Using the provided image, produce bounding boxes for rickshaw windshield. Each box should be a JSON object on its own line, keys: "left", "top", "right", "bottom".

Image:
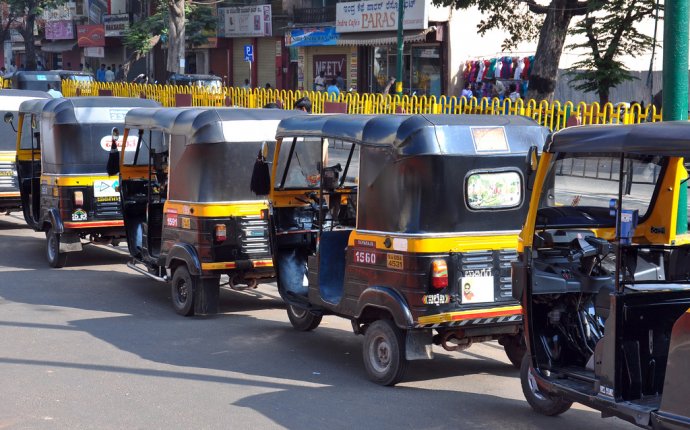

{"left": 275, "top": 137, "right": 359, "bottom": 189}
{"left": 41, "top": 124, "right": 129, "bottom": 174}
{"left": 168, "top": 140, "right": 274, "bottom": 202}
{"left": 537, "top": 152, "right": 664, "bottom": 227}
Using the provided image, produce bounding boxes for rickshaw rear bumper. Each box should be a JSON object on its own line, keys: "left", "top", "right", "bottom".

{"left": 415, "top": 305, "right": 523, "bottom": 330}
{"left": 201, "top": 258, "right": 275, "bottom": 275}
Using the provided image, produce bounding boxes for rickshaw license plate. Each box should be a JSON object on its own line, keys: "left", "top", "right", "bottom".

{"left": 460, "top": 275, "right": 495, "bottom": 304}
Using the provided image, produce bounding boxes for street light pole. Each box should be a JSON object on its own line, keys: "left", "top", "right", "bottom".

{"left": 396, "top": 0, "right": 404, "bottom": 96}
{"left": 662, "top": 0, "right": 688, "bottom": 121}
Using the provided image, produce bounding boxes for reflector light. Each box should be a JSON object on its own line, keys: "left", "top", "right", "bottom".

{"left": 215, "top": 224, "right": 227, "bottom": 242}
{"left": 431, "top": 259, "right": 448, "bottom": 289}
{"left": 74, "top": 191, "right": 84, "bottom": 207}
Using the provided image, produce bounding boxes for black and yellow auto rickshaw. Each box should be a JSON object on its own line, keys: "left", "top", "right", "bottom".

{"left": 15, "top": 96, "right": 160, "bottom": 267}
{"left": 10, "top": 71, "right": 63, "bottom": 91}
{"left": 258, "top": 114, "right": 549, "bottom": 385}
{"left": 513, "top": 122, "right": 690, "bottom": 428}
{"left": 109, "top": 107, "right": 302, "bottom": 316}
{"left": 0, "top": 89, "right": 50, "bottom": 213}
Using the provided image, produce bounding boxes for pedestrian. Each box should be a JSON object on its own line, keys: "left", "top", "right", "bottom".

{"left": 473, "top": 82, "right": 484, "bottom": 99}
{"left": 492, "top": 80, "right": 506, "bottom": 100}
{"left": 47, "top": 83, "right": 63, "bottom": 98}
{"left": 326, "top": 78, "right": 340, "bottom": 100}
{"left": 242, "top": 78, "right": 250, "bottom": 89}
{"left": 115, "top": 64, "right": 125, "bottom": 82}
{"left": 461, "top": 81, "right": 473, "bottom": 99}
{"left": 265, "top": 82, "right": 272, "bottom": 90}
{"left": 7, "top": 61, "right": 16, "bottom": 74}
{"left": 335, "top": 71, "right": 345, "bottom": 91}
{"left": 36, "top": 61, "right": 45, "bottom": 71}
{"left": 0, "top": 67, "right": 5, "bottom": 77}
{"left": 382, "top": 76, "right": 396, "bottom": 96}
{"left": 96, "top": 64, "right": 106, "bottom": 82}
{"left": 508, "top": 83, "right": 521, "bottom": 102}
{"left": 314, "top": 71, "right": 326, "bottom": 92}
{"left": 294, "top": 96, "right": 312, "bottom": 113}
{"left": 105, "top": 66, "right": 115, "bottom": 82}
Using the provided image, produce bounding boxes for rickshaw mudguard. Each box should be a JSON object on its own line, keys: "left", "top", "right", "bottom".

{"left": 655, "top": 309, "right": 690, "bottom": 428}
{"left": 165, "top": 243, "right": 202, "bottom": 276}
{"left": 42, "top": 208, "right": 64, "bottom": 234}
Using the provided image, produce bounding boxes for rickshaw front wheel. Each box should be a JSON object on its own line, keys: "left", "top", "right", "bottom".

{"left": 362, "top": 319, "right": 407, "bottom": 386}
{"left": 171, "top": 265, "right": 196, "bottom": 316}
{"left": 286, "top": 305, "right": 322, "bottom": 331}
{"left": 46, "top": 227, "right": 67, "bottom": 268}
{"left": 520, "top": 354, "right": 572, "bottom": 416}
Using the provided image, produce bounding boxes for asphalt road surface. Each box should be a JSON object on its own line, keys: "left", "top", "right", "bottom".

{"left": 0, "top": 214, "right": 636, "bottom": 430}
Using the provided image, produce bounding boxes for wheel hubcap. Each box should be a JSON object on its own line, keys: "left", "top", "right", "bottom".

{"left": 527, "top": 368, "right": 547, "bottom": 401}
{"left": 48, "top": 234, "right": 57, "bottom": 260}
{"left": 290, "top": 306, "right": 307, "bottom": 319}
{"left": 370, "top": 336, "right": 391, "bottom": 373}
{"left": 176, "top": 280, "right": 188, "bottom": 303}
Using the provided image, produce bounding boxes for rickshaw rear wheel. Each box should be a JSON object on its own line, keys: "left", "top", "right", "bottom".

{"left": 171, "top": 265, "right": 196, "bottom": 317}
{"left": 520, "top": 354, "right": 572, "bottom": 416}
{"left": 286, "top": 305, "right": 322, "bottom": 331}
{"left": 46, "top": 227, "right": 67, "bottom": 268}
{"left": 502, "top": 334, "right": 526, "bottom": 369}
{"left": 362, "top": 319, "right": 407, "bottom": 386}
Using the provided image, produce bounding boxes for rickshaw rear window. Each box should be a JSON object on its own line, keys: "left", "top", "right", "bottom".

{"left": 466, "top": 171, "right": 522, "bottom": 210}
{"left": 540, "top": 153, "right": 663, "bottom": 222}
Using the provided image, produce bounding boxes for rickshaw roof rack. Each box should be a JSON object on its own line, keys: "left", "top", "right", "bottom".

{"left": 18, "top": 96, "right": 160, "bottom": 124}
{"left": 548, "top": 121, "right": 690, "bottom": 157}
{"left": 276, "top": 114, "right": 549, "bottom": 156}
{"left": 124, "top": 107, "right": 305, "bottom": 144}
{"left": 0, "top": 89, "right": 51, "bottom": 99}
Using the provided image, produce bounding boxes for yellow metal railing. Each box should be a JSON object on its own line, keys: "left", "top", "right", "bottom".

{"left": 56, "top": 79, "right": 663, "bottom": 130}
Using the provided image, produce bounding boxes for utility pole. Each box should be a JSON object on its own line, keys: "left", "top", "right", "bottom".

{"left": 396, "top": 0, "right": 404, "bottom": 96}
{"left": 662, "top": 0, "right": 688, "bottom": 121}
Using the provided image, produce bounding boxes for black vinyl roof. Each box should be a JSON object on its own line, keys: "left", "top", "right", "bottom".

{"left": 547, "top": 121, "right": 690, "bottom": 156}
{"left": 10, "top": 71, "right": 62, "bottom": 82}
{"left": 124, "top": 107, "right": 305, "bottom": 144}
{"left": 18, "top": 97, "right": 160, "bottom": 124}
{"left": 276, "top": 114, "right": 549, "bottom": 156}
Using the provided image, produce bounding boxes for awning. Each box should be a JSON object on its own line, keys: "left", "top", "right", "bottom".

{"left": 41, "top": 40, "right": 77, "bottom": 53}
{"left": 336, "top": 27, "right": 436, "bottom": 47}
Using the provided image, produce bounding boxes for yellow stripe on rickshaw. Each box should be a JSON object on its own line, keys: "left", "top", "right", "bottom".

{"left": 165, "top": 201, "right": 268, "bottom": 218}
{"left": 348, "top": 231, "right": 520, "bottom": 254}
{"left": 417, "top": 305, "right": 522, "bottom": 325}
{"left": 0, "top": 191, "right": 20, "bottom": 197}
{"left": 42, "top": 175, "right": 118, "bottom": 186}
{"left": 63, "top": 220, "right": 125, "bottom": 229}
{"left": 201, "top": 259, "right": 274, "bottom": 270}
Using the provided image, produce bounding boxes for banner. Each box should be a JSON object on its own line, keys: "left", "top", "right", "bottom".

{"left": 286, "top": 27, "right": 339, "bottom": 47}
{"left": 45, "top": 20, "right": 75, "bottom": 40}
{"left": 336, "top": 0, "right": 427, "bottom": 33}
{"left": 103, "top": 14, "right": 129, "bottom": 37}
{"left": 217, "top": 5, "right": 272, "bottom": 38}
{"left": 77, "top": 24, "right": 105, "bottom": 47}
{"left": 313, "top": 54, "right": 346, "bottom": 82}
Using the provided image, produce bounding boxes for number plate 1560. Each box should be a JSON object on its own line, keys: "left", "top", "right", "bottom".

{"left": 354, "top": 251, "right": 377, "bottom": 264}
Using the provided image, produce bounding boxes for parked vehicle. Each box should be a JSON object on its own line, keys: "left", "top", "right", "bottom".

{"left": 52, "top": 70, "right": 95, "bottom": 83}
{"left": 0, "top": 89, "right": 50, "bottom": 213}
{"left": 256, "top": 114, "right": 549, "bottom": 385}
{"left": 10, "top": 71, "right": 62, "bottom": 91}
{"left": 167, "top": 74, "right": 223, "bottom": 89}
{"left": 15, "top": 96, "right": 160, "bottom": 267}
{"left": 108, "top": 107, "right": 302, "bottom": 315}
{"left": 513, "top": 121, "right": 690, "bottom": 428}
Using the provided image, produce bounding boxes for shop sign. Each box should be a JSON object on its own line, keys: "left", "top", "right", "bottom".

{"left": 218, "top": 5, "right": 272, "bottom": 38}
{"left": 87, "top": 0, "right": 108, "bottom": 24}
{"left": 313, "top": 54, "right": 346, "bottom": 82}
{"left": 45, "top": 20, "right": 74, "bottom": 40}
{"left": 84, "top": 46, "right": 104, "bottom": 57}
{"left": 336, "top": 0, "right": 427, "bottom": 33}
{"left": 77, "top": 24, "right": 105, "bottom": 47}
{"left": 286, "top": 27, "right": 339, "bottom": 47}
{"left": 103, "top": 14, "right": 129, "bottom": 37}
{"left": 42, "top": 3, "right": 76, "bottom": 21}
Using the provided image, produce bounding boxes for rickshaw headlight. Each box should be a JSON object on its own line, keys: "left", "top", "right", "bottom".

{"left": 214, "top": 224, "right": 227, "bottom": 243}
{"left": 73, "top": 191, "right": 84, "bottom": 207}
{"left": 431, "top": 259, "right": 448, "bottom": 289}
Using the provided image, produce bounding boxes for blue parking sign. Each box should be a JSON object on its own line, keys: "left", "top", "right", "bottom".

{"left": 244, "top": 45, "right": 254, "bottom": 62}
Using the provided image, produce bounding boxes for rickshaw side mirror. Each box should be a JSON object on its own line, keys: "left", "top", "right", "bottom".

{"left": 528, "top": 146, "right": 538, "bottom": 171}
{"left": 111, "top": 127, "right": 120, "bottom": 143}
{"left": 3, "top": 112, "right": 13, "bottom": 124}
{"left": 107, "top": 127, "right": 121, "bottom": 176}
{"left": 261, "top": 141, "right": 269, "bottom": 159}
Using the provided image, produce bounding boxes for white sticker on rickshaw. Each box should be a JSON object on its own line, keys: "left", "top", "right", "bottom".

{"left": 94, "top": 179, "right": 119, "bottom": 198}
{"left": 100, "top": 135, "right": 140, "bottom": 152}
{"left": 460, "top": 272, "right": 495, "bottom": 304}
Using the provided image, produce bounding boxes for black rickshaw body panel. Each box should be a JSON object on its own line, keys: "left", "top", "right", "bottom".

{"left": 10, "top": 71, "right": 63, "bottom": 91}
{"left": 119, "top": 107, "right": 304, "bottom": 279}
{"left": 273, "top": 114, "right": 549, "bottom": 334}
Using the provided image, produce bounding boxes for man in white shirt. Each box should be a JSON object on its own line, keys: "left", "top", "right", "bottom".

{"left": 105, "top": 66, "right": 115, "bottom": 82}
{"left": 314, "top": 71, "right": 326, "bottom": 91}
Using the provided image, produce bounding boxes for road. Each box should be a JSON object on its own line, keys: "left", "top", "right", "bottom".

{"left": 0, "top": 214, "right": 636, "bottom": 430}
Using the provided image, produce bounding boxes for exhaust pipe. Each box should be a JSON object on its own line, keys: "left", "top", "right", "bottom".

{"left": 437, "top": 331, "right": 472, "bottom": 352}
{"left": 228, "top": 274, "right": 258, "bottom": 290}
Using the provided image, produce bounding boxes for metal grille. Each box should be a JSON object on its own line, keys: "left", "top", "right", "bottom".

{"left": 94, "top": 199, "right": 122, "bottom": 217}
{"left": 456, "top": 249, "right": 518, "bottom": 301}
{"left": 238, "top": 215, "right": 270, "bottom": 256}
{"left": 0, "top": 162, "right": 18, "bottom": 190}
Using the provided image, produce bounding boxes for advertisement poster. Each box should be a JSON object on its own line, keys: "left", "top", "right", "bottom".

{"left": 77, "top": 24, "right": 105, "bottom": 47}
{"left": 313, "top": 55, "right": 346, "bottom": 83}
{"left": 45, "top": 20, "right": 75, "bottom": 40}
{"left": 218, "top": 5, "right": 272, "bottom": 38}
{"left": 286, "top": 27, "right": 338, "bottom": 47}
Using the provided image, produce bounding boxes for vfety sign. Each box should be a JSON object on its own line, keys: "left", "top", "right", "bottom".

{"left": 336, "top": 0, "right": 427, "bottom": 33}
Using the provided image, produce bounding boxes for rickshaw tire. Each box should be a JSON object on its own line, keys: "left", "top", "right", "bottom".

{"left": 46, "top": 227, "right": 67, "bottom": 268}
{"left": 286, "top": 305, "right": 322, "bottom": 331}
{"left": 362, "top": 319, "right": 407, "bottom": 386}
{"left": 171, "top": 265, "right": 196, "bottom": 317}
{"left": 520, "top": 354, "right": 572, "bottom": 416}
{"left": 503, "top": 334, "right": 527, "bottom": 369}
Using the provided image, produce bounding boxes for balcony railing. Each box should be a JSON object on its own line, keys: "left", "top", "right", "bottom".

{"left": 293, "top": 6, "right": 336, "bottom": 24}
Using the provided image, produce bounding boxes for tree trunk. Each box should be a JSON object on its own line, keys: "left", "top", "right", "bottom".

{"left": 166, "top": 0, "right": 185, "bottom": 76}
{"left": 526, "top": 0, "right": 577, "bottom": 102}
{"left": 22, "top": 13, "right": 37, "bottom": 71}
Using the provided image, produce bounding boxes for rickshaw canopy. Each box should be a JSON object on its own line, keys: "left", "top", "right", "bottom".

{"left": 19, "top": 96, "right": 160, "bottom": 125}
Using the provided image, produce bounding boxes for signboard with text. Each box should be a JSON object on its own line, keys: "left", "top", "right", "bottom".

{"left": 218, "top": 5, "right": 272, "bottom": 38}
{"left": 103, "top": 14, "right": 129, "bottom": 37}
{"left": 45, "top": 20, "right": 75, "bottom": 40}
{"left": 313, "top": 55, "right": 346, "bottom": 83}
{"left": 286, "top": 27, "right": 339, "bottom": 47}
{"left": 336, "top": 0, "right": 427, "bottom": 33}
{"left": 77, "top": 24, "right": 105, "bottom": 47}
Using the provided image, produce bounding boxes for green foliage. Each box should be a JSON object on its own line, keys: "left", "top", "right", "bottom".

{"left": 566, "top": 0, "right": 662, "bottom": 103}
{"left": 124, "top": 1, "right": 216, "bottom": 56}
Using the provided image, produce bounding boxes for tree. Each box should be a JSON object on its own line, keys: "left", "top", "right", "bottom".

{"left": 166, "top": 0, "right": 185, "bottom": 76}
{"left": 433, "top": 0, "right": 592, "bottom": 101}
{"left": 124, "top": 1, "right": 216, "bottom": 79}
{"left": 565, "top": 0, "right": 661, "bottom": 105}
{"left": 4, "top": 0, "right": 63, "bottom": 70}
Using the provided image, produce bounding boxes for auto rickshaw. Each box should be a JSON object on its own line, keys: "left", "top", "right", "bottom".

{"left": 258, "top": 114, "right": 550, "bottom": 385}
{"left": 15, "top": 96, "right": 160, "bottom": 267}
{"left": 108, "top": 107, "right": 303, "bottom": 316}
{"left": 513, "top": 122, "right": 690, "bottom": 428}
{"left": 10, "top": 71, "right": 63, "bottom": 91}
{"left": 0, "top": 89, "right": 50, "bottom": 213}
